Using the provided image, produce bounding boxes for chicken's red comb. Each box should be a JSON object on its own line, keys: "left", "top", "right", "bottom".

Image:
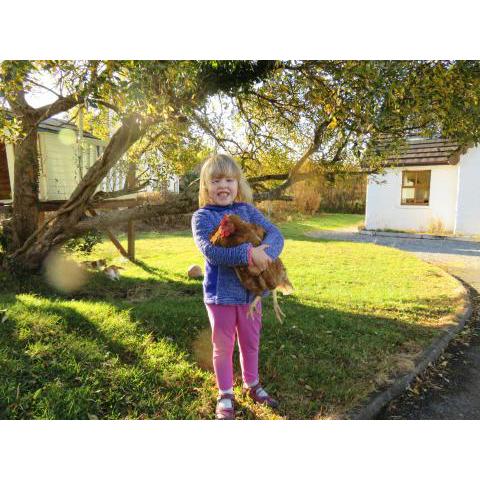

{"left": 219, "top": 215, "right": 234, "bottom": 237}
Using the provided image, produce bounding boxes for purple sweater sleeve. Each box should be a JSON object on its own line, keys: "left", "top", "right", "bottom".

{"left": 192, "top": 210, "right": 251, "bottom": 266}
{"left": 247, "top": 205, "right": 285, "bottom": 260}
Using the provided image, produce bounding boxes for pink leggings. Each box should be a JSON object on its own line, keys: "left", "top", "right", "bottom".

{"left": 205, "top": 303, "right": 262, "bottom": 391}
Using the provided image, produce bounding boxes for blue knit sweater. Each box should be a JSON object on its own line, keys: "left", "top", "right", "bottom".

{"left": 191, "top": 202, "right": 285, "bottom": 304}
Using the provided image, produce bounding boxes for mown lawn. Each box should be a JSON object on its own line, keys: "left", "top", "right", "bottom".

{"left": 279, "top": 212, "right": 364, "bottom": 238}
{"left": 0, "top": 213, "right": 463, "bottom": 419}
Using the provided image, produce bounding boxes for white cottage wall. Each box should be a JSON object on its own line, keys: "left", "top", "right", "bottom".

{"left": 454, "top": 146, "right": 480, "bottom": 235}
{"left": 2, "top": 128, "right": 109, "bottom": 203}
{"left": 40, "top": 133, "right": 105, "bottom": 201}
{"left": 41, "top": 132, "right": 77, "bottom": 200}
{"left": 365, "top": 164, "right": 459, "bottom": 233}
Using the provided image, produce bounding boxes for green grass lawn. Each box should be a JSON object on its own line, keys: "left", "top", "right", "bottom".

{"left": 279, "top": 212, "right": 364, "bottom": 239}
{"left": 0, "top": 213, "right": 463, "bottom": 419}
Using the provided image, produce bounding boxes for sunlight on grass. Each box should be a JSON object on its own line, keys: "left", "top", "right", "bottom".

{"left": 278, "top": 213, "right": 364, "bottom": 239}
{"left": 0, "top": 214, "right": 463, "bottom": 419}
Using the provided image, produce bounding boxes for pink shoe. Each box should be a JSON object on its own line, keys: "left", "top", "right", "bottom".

{"left": 215, "top": 393, "right": 235, "bottom": 420}
{"left": 243, "top": 383, "right": 279, "bottom": 409}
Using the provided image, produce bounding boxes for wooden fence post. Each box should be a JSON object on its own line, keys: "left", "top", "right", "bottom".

{"left": 127, "top": 213, "right": 135, "bottom": 261}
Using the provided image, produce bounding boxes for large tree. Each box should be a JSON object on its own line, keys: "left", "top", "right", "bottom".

{"left": 0, "top": 60, "right": 277, "bottom": 271}
{"left": 1, "top": 60, "right": 480, "bottom": 273}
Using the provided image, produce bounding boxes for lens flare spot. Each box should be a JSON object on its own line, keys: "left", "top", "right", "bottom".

{"left": 58, "top": 128, "right": 76, "bottom": 146}
{"left": 192, "top": 327, "right": 213, "bottom": 372}
{"left": 44, "top": 251, "right": 87, "bottom": 293}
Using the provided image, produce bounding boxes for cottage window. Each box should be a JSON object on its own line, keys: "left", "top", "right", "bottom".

{"left": 401, "top": 170, "right": 431, "bottom": 205}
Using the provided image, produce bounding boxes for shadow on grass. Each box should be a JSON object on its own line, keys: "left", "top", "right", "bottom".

{"left": 0, "top": 268, "right": 459, "bottom": 420}
{"left": 132, "top": 258, "right": 165, "bottom": 277}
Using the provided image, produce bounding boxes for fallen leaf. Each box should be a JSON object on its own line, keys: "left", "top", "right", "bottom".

{"left": 33, "top": 388, "right": 43, "bottom": 400}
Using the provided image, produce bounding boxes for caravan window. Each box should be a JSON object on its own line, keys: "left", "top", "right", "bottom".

{"left": 401, "top": 170, "right": 431, "bottom": 205}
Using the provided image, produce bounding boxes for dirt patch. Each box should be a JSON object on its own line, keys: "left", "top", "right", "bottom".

{"left": 126, "top": 284, "right": 158, "bottom": 302}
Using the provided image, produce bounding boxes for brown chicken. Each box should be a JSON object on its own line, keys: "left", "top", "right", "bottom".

{"left": 210, "top": 214, "right": 293, "bottom": 323}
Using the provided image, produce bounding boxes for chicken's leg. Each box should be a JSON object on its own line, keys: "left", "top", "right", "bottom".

{"left": 272, "top": 289, "right": 286, "bottom": 324}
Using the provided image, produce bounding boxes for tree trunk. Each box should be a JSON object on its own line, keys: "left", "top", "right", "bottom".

{"left": 7, "top": 114, "right": 148, "bottom": 272}
{"left": 10, "top": 122, "right": 40, "bottom": 251}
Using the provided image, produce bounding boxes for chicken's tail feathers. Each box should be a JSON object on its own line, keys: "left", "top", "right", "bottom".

{"left": 276, "top": 278, "right": 294, "bottom": 296}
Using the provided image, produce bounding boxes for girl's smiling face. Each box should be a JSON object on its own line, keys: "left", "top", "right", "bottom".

{"left": 208, "top": 176, "right": 238, "bottom": 206}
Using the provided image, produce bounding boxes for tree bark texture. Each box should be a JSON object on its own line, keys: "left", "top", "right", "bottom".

{"left": 11, "top": 121, "right": 40, "bottom": 251}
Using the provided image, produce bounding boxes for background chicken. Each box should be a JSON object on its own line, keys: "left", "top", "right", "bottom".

{"left": 210, "top": 214, "right": 293, "bottom": 323}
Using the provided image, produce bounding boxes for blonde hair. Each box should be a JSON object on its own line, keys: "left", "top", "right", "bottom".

{"left": 198, "top": 154, "right": 253, "bottom": 207}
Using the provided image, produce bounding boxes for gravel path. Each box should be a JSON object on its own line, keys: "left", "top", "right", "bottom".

{"left": 307, "top": 229, "right": 480, "bottom": 419}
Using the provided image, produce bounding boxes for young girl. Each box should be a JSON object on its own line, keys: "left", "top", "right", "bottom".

{"left": 191, "top": 153, "right": 285, "bottom": 420}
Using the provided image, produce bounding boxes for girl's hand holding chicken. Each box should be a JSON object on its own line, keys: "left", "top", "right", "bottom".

{"left": 251, "top": 244, "right": 272, "bottom": 272}
{"left": 209, "top": 213, "right": 293, "bottom": 322}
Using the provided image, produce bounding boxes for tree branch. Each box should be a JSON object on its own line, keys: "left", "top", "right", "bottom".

{"left": 253, "top": 119, "right": 330, "bottom": 200}
{"left": 8, "top": 89, "right": 35, "bottom": 116}
{"left": 36, "top": 63, "right": 104, "bottom": 122}
{"left": 248, "top": 174, "right": 289, "bottom": 183}
{"left": 90, "top": 98, "right": 122, "bottom": 115}
{"left": 328, "top": 131, "right": 352, "bottom": 165}
{"left": 72, "top": 186, "right": 295, "bottom": 235}
{"left": 249, "top": 172, "right": 314, "bottom": 185}
{"left": 25, "top": 78, "right": 61, "bottom": 99}
{"left": 254, "top": 193, "right": 293, "bottom": 201}
{"left": 91, "top": 180, "right": 150, "bottom": 201}
{"left": 71, "top": 194, "right": 196, "bottom": 234}
{"left": 289, "top": 119, "right": 330, "bottom": 178}
{"left": 36, "top": 92, "right": 86, "bottom": 123}
{"left": 192, "top": 110, "right": 246, "bottom": 153}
